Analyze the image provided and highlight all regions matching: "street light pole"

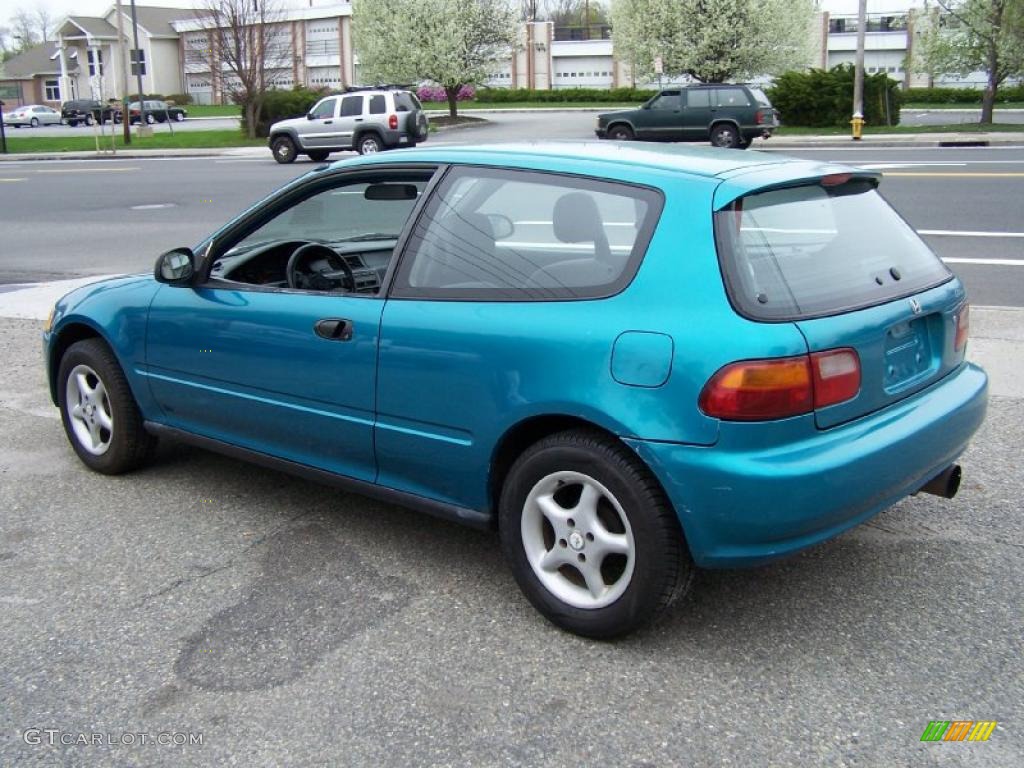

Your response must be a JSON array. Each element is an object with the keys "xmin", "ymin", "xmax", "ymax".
[
  {"xmin": 852, "ymin": 0, "xmax": 867, "ymax": 140},
  {"xmin": 129, "ymin": 0, "xmax": 148, "ymax": 130},
  {"xmin": 115, "ymin": 0, "xmax": 131, "ymax": 144}
]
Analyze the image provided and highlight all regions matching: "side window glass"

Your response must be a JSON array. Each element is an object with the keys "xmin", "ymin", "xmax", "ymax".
[
  {"xmin": 649, "ymin": 93, "xmax": 680, "ymax": 110},
  {"xmin": 310, "ymin": 98, "xmax": 336, "ymax": 119},
  {"xmin": 208, "ymin": 176, "xmax": 431, "ymax": 294},
  {"xmin": 393, "ymin": 167, "xmax": 663, "ymax": 300},
  {"xmin": 685, "ymin": 89, "xmax": 711, "ymax": 108},
  {"xmin": 714, "ymin": 88, "xmax": 751, "ymax": 107},
  {"xmin": 368, "ymin": 95, "xmax": 386, "ymax": 114},
  {"xmin": 340, "ymin": 96, "xmax": 363, "ymax": 117}
]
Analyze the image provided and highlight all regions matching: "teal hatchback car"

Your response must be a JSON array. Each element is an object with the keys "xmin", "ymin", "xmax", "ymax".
[{"xmin": 44, "ymin": 143, "xmax": 987, "ymax": 637}]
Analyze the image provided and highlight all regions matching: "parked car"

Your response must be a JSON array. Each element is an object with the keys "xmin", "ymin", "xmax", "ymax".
[
  {"xmin": 43, "ymin": 143, "xmax": 987, "ymax": 638},
  {"xmin": 596, "ymin": 84, "xmax": 780, "ymax": 148},
  {"xmin": 127, "ymin": 100, "xmax": 187, "ymax": 124},
  {"xmin": 4, "ymin": 104, "xmax": 62, "ymax": 127},
  {"xmin": 268, "ymin": 86, "xmax": 429, "ymax": 163},
  {"xmin": 61, "ymin": 99, "xmax": 121, "ymax": 126}
]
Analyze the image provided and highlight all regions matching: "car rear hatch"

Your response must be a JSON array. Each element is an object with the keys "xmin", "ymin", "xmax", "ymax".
[{"xmin": 712, "ymin": 171, "xmax": 967, "ymax": 429}]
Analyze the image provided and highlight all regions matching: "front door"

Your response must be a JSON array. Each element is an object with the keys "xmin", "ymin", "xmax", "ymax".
[
  {"xmin": 144, "ymin": 169, "xmax": 436, "ymax": 481},
  {"xmin": 298, "ymin": 96, "xmax": 340, "ymax": 150},
  {"xmin": 635, "ymin": 91, "xmax": 682, "ymax": 140}
]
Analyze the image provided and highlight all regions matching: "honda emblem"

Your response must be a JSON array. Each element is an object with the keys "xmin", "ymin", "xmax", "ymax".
[{"xmin": 909, "ymin": 298, "xmax": 922, "ymax": 315}]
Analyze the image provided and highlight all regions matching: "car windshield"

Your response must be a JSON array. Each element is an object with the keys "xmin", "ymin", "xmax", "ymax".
[{"xmin": 714, "ymin": 179, "xmax": 951, "ymax": 320}]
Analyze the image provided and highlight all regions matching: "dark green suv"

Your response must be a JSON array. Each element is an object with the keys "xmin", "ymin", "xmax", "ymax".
[{"xmin": 595, "ymin": 84, "xmax": 779, "ymax": 149}]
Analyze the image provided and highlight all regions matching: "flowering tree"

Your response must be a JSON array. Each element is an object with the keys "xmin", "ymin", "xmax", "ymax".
[
  {"xmin": 353, "ymin": 0, "xmax": 518, "ymax": 118},
  {"xmin": 611, "ymin": 0, "xmax": 816, "ymax": 83},
  {"xmin": 915, "ymin": 0, "xmax": 1024, "ymax": 124}
]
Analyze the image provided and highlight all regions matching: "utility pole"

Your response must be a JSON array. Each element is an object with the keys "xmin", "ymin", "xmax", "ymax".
[
  {"xmin": 851, "ymin": 0, "xmax": 866, "ymax": 140},
  {"xmin": 115, "ymin": 0, "xmax": 131, "ymax": 144},
  {"xmin": 129, "ymin": 0, "xmax": 149, "ymax": 131}
]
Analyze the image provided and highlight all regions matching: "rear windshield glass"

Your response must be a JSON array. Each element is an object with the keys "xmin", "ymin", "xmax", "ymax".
[
  {"xmin": 714, "ymin": 180, "xmax": 951, "ymax": 320},
  {"xmin": 394, "ymin": 92, "xmax": 421, "ymax": 112}
]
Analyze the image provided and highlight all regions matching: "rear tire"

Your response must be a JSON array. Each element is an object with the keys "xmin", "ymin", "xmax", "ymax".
[
  {"xmin": 307, "ymin": 150, "xmax": 330, "ymax": 162},
  {"xmin": 499, "ymin": 430, "xmax": 693, "ymax": 638},
  {"xmin": 174, "ymin": 112, "xmax": 185, "ymax": 122},
  {"xmin": 57, "ymin": 339, "xmax": 156, "ymax": 475},
  {"xmin": 30, "ymin": 117, "xmax": 39, "ymax": 128},
  {"xmin": 608, "ymin": 124, "xmax": 634, "ymax": 141},
  {"xmin": 145, "ymin": 113, "xmax": 155, "ymax": 125},
  {"xmin": 710, "ymin": 123, "xmax": 740, "ymax": 149},
  {"xmin": 357, "ymin": 133, "xmax": 383, "ymax": 155},
  {"xmin": 85, "ymin": 114, "xmax": 95, "ymax": 127},
  {"xmin": 272, "ymin": 136, "xmax": 298, "ymax": 164}
]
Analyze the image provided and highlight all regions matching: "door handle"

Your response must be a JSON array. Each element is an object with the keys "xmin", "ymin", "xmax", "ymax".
[
  {"xmin": 314, "ymin": 318, "xmax": 353, "ymax": 341},
  {"xmin": 323, "ymin": 120, "xmax": 333, "ymax": 124},
  {"xmin": 354, "ymin": 118, "xmax": 363, "ymax": 122}
]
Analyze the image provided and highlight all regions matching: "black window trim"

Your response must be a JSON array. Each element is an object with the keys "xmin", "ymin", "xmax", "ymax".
[
  {"xmin": 196, "ymin": 163, "xmax": 446, "ymax": 298},
  {"xmin": 713, "ymin": 180, "xmax": 954, "ymax": 323},
  {"xmin": 387, "ymin": 164, "xmax": 666, "ymax": 303}
]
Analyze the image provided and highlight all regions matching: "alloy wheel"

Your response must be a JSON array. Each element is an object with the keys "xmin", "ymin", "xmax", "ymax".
[{"xmin": 65, "ymin": 364, "xmax": 113, "ymax": 456}]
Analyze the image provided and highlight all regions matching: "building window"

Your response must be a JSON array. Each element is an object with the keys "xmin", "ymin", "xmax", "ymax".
[
  {"xmin": 87, "ymin": 49, "xmax": 104, "ymax": 77},
  {"xmin": 45, "ymin": 79, "xmax": 60, "ymax": 100},
  {"xmin": 131, "ymin": 49, "xmax": 146, "ymax": 76}
]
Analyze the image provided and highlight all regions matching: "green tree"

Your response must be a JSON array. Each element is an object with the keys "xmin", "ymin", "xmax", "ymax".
[
  {"xmin": 611, "ymin": 0, "xmax": 816, "ymax": 83},
  {"xmin": 353, "ymin": 0, "xmax": 519, "ymax": 118},
  {"xmin": 915, "ymin": 0, "xmax": 1024, "ymax": 124}
]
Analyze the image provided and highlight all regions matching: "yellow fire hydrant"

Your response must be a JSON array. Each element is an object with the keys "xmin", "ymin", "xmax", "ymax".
[{"xmin": 851, "ymin": 112, "xmax": 865, "ymax": 140}]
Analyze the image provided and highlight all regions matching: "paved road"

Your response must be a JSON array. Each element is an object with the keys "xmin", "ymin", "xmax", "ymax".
[
  {"xmin": 2, "ymin": 114, "xmax": 1020, "ymax": 307},
  {"xmin": 901, "ymin": 107, "xmax": 1024, "ymax": 126}
]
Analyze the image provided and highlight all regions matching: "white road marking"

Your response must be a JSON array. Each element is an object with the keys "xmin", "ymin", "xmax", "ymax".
[
  {"xmin": 921, "ymin": 230, "xmax": 1024, "ymax": 238},
  {"xmin": 130, "ymin": 203, "xmax": 176, "ymax": 210},
  {"xmin": 943, "ymin": 257, "xmax": 1024, "ymax": 266}
]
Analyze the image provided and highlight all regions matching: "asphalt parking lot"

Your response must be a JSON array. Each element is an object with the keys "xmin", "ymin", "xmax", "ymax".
[{"xmin": 0, "ymin": 305, "xmax": 1022, "ymax": 765}]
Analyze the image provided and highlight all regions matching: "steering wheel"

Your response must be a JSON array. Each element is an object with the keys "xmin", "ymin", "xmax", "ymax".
[{"xmin": 285, "ymin": 242, "xmax": 355, "ymax": 291}]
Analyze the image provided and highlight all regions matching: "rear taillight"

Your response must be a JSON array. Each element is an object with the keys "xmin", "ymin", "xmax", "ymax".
[
  {"xmin": 954, "ymin": 303, "xmax": 970, "ymax": 352},
  {"xmin": 700, "ymin": 348, "xmax": 861, "ymax": 421},
  {"xmin": 388, "ymin": 114, "xmax": 398, "ymax": 130},
  {"xmin": 699, "ymin": 356, "xmax": 813, "ymax": 421},
  {"xmin": 755, "ymin": 109, "xmax": 766, "ymax": 125}
]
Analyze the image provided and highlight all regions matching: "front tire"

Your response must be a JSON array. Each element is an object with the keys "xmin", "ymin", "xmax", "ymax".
[
  {"xmin": 174, "ymin": 112, "xmax": 185, "ymax": 122},
  {"xmin": 145, "ymin": 113, "xmax": 155, "ymax": 125},
  {"xmin": 57, "ymin": 339, "xmax": 156, "ymax": 474},
  {"xmin": 272, "ymin": 136, "xmax": 298, "ymax": 164},
  {"xmin": 357, "ymin": 133, "xmax": 383, "ymax": 155},
  {"xmin": 608, "ymin": 124, "xmax": 634, "ymax": 141},
  {"xmin": 499, "ymin": 430, "xmax": 693, "ymax": 638},
  {"xmin": 85, "ymin": 114, "xmax": 95, "ymax": 127},
  {"xmin": 30, "ymin": 117, "xmax": 39, "ymax": 128}
]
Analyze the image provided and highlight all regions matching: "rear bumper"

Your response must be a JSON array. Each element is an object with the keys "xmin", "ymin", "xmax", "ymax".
[{"xmin": 626, "ymin": 362, "xmax": 988, "ymax": 568}]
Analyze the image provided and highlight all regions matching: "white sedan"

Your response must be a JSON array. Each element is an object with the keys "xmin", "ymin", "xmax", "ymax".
[{"xmin": 3, "ymin": 104, "xmax": 62, "ymax": 127}]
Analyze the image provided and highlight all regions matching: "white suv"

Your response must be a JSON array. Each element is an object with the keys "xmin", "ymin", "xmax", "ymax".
[{"xmin": 268, "ymin": 87, "xmax": 429, "ymax": 164}]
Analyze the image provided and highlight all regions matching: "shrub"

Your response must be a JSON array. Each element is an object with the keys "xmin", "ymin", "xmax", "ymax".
[
  {"xmin": 766, "ymin": 66, "xmax": 902, "ymax": 127},
  {"xmin": 903, "ymin": 85, "xmax": 1024, "ymax": 104},
  {"xmin": 417, "ymin": 84, "xmax": 476, "ymax": 102},
  {"xmin": 163, "ymin": 93, "xmax": 193, "ymax": 106},
  {"xmin": 244, "ymin": 86, "xmax": 326, "ymax": 138}
]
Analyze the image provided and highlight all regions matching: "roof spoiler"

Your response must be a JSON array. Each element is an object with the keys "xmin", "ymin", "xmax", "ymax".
[{"xmin": 712, "ymin": 164, "xmax": 882, "ymax": 211}]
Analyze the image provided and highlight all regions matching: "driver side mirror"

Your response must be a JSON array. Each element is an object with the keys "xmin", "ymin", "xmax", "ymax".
[
  {"xmin": 486, "ymin": 213, "xmax": 515, "ymax": 240},
  {"xmin": 307, "ymin": 112, "xmax": 315, "ymax": 120},
  {"xmin": 154, "ymin": 247, "xmax": 196, "ymax": 286}
]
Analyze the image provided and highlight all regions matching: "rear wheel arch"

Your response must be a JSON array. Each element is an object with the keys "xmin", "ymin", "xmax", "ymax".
[{"xmin": 490, "ymin": 415, "xmax": 645, "ymax": 521}]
